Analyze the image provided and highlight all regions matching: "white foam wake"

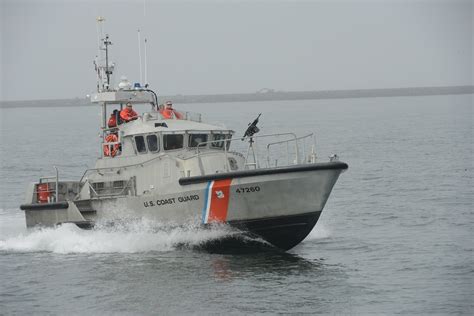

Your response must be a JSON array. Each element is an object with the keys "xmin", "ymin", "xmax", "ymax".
[{"xmin": 0, "ymin": 219, "xmax": 239, "ymax": 254}]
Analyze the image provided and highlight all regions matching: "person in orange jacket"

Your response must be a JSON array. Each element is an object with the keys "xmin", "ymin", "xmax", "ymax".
[
  {"xmin": 160, "ymin": 100, "xmax": 183, "ymax": 119},
  {"xmin": 120, "ymin": 102, "xmax": 138, "ymax": 122},
  {"xmin": 108, "ymin": 109, "xmax": 119, "ymax": 128}
]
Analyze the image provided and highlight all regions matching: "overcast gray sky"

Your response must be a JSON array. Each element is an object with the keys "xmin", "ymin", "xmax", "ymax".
[{"xmin": 1, "ymin": 0, "xmax": 472, "ymax": 101}]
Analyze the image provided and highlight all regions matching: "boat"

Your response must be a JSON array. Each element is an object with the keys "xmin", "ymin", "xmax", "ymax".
[{"xmin": 19, "ymin": 30, "xmax": 348, "ymax": 251}]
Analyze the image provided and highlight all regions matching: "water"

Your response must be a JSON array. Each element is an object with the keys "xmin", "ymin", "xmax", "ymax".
[{"xmin": 0, "ymin": 95, "xmax": 472, "ymax": 314}]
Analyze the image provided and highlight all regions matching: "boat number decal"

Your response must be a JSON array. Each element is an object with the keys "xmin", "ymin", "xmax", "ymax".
[
  {"xmin": 143, "ymin": 195, "xmax": 199, "ymax": 208},
  {"xmin": 235, "ymin": 186, "xmax": 261, "ymax": 194},
  {"xmin": 202, "ymin": 179, "xmax": 232, "ymax": 224}
]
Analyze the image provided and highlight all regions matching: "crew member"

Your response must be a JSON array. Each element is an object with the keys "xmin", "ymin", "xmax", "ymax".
[
  {"xmin": 120, "ymin": 102, "xmax": 138, "ymax": 122},
  {"xmin": 108, "ymin": 109, "xmax": 119, "ymax": 128},
  {"xmin": 159, "ymin": 100, "xmax": 183, "ymax": 119}
]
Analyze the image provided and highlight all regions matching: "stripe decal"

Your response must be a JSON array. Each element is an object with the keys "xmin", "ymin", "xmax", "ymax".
[
  {"xmin": 201, "ymin": 179, "xmax": 232, "ymax": 224},
  {"xmin": 201, "ymin": 181, "xmax": 213, "ymax": 223}
]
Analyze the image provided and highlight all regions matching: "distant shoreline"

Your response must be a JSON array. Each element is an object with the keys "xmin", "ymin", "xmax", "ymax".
[{"xmin": 1, "ymin": 85, "xmax": 472, "ymax": 109}]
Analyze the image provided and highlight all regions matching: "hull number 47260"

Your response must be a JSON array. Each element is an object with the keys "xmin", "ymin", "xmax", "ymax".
[{"xmin": 235, "ymin": 186, "xmax": 261, "ymax": 194}]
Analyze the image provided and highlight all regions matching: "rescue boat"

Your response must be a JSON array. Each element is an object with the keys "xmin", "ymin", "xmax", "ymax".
[{"xmin": 19, "ymin": 33, "xmax": 348, "ymax": 251}]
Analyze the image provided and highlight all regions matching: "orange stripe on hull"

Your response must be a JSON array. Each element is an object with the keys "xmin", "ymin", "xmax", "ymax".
[{"xmin": 208, "ymin": 179, "xmax": 232, "ymax": 222}]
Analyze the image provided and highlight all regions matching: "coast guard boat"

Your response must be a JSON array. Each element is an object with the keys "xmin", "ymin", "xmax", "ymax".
[{"xmin": 20, "ymin": 33, "xmax": 348, "ymax": 250}]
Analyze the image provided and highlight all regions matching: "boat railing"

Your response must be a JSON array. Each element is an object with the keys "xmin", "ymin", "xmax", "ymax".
[
  {"xmin": 266, "ymin": 133, "xmax": 315, "ymax": 167},
  {"xmin": 179, "ymin": 111, "xmax": 201, "ymax": 122},
  {"xmin": 78, "ymin": 155, "xmax": 165, "ymax": 184},
  {"xmin": 140, "ymin": 111, "xmax": 202, "ymax": 122},
  {"xmin": 195, "ymin": 132, "xmax": 316, "ymax": 172},
  {"xmin": 78, "ymin": 132, "xmax": 316, "ymax": 183},
  {"xmin": 34, "ymin": 166, "xmax": 59, "ymax": 203},
  {"xmin": 87, "ymin": 177, "xmax": 136, "ymax": 198}
]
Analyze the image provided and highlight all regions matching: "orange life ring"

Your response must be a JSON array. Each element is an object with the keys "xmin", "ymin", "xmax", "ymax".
[{"xmin": 103, "ymin": 134, "xmax": 120, "ymax": 157}]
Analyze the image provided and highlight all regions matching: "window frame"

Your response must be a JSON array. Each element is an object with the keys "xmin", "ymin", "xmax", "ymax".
[
  {"xmin": 162, "ymin": 133, "xmax": 185, "ymax": 151},
  {"xmin": 134, "ymin": 135, "xmax": 148, "ymax": 154},
  {"xmin": 210, "ymin": 133, "xmax": 227, "ymax": 149},
  {"xmin": 211, "ymin": 132, "xmax": 232, "ymax": 150},
  {"xmin": 146, "ymin": 134, "xmax": 160, "ymax": 153},
  {"xmin": 188, "ymin": 133, "xmax": 209, "ymax": 149}
]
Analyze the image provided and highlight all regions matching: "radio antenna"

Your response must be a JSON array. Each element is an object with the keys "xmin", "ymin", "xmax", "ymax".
[
  {"xmin": 103, "ymin": 34, "xmax": 112, "ymax": 88},
  {"xmin": 137, "ymin": 29, "xmax": 143, "ymax": 85},
  {"xmin": 144, "ymin": 38, "xmax": 148, "ymax": 86},
  {"xmin": 96, "ymin": 16, "xmax": 105, "ymax": 61}
]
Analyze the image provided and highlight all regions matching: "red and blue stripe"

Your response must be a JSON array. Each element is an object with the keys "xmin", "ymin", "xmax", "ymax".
[{"xmin": 201, "ymin": 179, "xmax": 232, "ymax": 224}]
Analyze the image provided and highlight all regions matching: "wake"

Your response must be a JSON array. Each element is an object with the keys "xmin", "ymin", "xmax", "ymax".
[{"xmin": 0, "ymin": 219, "xmax": 255, "ymax": 254}]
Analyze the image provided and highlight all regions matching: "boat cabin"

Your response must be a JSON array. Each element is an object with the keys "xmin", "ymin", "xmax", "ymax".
[{"xmin": 90, "ymin": 90, "xmax": 241, "ymax": 180}]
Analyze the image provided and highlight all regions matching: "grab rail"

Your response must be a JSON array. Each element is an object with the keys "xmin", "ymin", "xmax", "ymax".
[
  {"xmin": 195, "ymin": 133, "xmax": 314, "ymax": 172},
  {"xmin": 266, "ymin": 133, "xmax": 313, "ymax": 167},
  {"xmin": 79, "ymin": 132, "xmax": 317, "ymax": 181},
  {"xmin": 37, "ymin": 166, "xmax": 59, "ymax": 202},
  {"xmin": 78, "ymin": 155, "xmax": 166, "ymax": 183},
  {"xmin": 87, "ymin": 177, "xmax": 135, "ymax": 198}
]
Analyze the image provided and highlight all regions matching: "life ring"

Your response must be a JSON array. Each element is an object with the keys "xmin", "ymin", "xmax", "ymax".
[{"xmin": 103, "ymin": 134, "xmax": 120, "ymax": 157}]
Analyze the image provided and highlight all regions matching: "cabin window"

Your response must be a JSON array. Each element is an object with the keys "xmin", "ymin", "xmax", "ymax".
[
  {"xmin": 211, "ymin": 134, "xmax": 231, "ymax": 150},
  {"xmin": 113, "ymin": 180, "xmax": 125, "ymax": 189},
  {"xmin": 92, "ymin": 182, "xmax": 104, "ymax": 191},
  {"xmin": 188, "ymin": 134, "xmax": 208, "ymax": 148},
  {"xmin": 146, "ymin": 134, "xmax": 159, "ymax": 152},
  {"xmin": 135, "ymin": 136, "xmax": 147, "ymax": 154},
  {"xmin": 163, "ymin": 134, "xmax": 184, "ymax": 150},
  {"xmin": 211, "ymin": 134, "xmax": 226, "ymax": 149}
]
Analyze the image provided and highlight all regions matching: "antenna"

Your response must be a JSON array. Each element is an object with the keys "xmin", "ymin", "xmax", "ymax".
[
  {"xmin": 96, "ymin": 16, "xmax": 105, "ymax": 60},
  {"xmin": 144, "ymin": 38, "xmax": 148, "ymax": 86},
  {"xmin": 95, "ymin": 16, "xmax": 106, "ymax": 92},
  {"xmin": 104, "ymin": 34, "xmax": 112, "ymax": 87},
  {"xmin": 137, "ymin": 29, "xmax": 143, "ymax": 85}
]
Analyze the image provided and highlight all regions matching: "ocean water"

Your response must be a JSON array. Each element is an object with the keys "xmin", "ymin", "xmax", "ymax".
[{"xmin": 0, "ymin": 95, "xmax": 472, "ymax": 314}]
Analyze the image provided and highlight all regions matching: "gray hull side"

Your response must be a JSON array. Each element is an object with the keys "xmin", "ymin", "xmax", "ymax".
[
  {"xmin": 22, "ymin": 163, "xmax": 346, "ymax": 248},
  {"xmin": 88, "ymin": 167, "xmax": 342, "ymax": 224}
]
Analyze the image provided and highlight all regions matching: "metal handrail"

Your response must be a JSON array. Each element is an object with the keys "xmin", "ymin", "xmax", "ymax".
[
  {"xmin": 37, "ymin": 166, "xmax": 59, "ymax": 202},
  {"xmin": 195, "ymin": 133, "xmax": 301, "ymax": 172},
  {"xmin": 266, "ymin": 133, "xmax": 313, "ymax": 167},
  {"xmin": 88, "ymin": 177, "xmax": 134, "ymax": 198},
  {"xmin": 78, "ymin": 154, "xmax": 166, "ymax": 183},
  {"xmin": 79, "ymin": 132, "xmax": 316, "ymax": 182}
]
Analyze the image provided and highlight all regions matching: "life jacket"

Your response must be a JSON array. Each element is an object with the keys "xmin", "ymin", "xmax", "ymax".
[
  {"xmin": 120, "ymin": 108, "xmax": 138, "ymax": 122},
  {"xmin": 160, "ymin": 109, "xmax": 183, "ymax": 119},
  {"xmin": 108, "ymin": 115, "xmax": 117, "ymax": 128},
  {"xmin": 103, "ymin": 134, "xmax": 120, "ymax": 157}
]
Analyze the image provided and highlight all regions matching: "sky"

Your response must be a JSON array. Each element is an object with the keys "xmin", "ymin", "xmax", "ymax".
[{"xmin": 0, "ymin": 0, "xmax": 472, "ymax": 101}]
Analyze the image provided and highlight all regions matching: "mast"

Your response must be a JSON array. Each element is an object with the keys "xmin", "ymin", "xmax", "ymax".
[
  {"xmin": 95, "ymin": 17, "xmax": 114, "ymax": 92},
  {"xmin": 144, "ymin": 37, "xmax": 148, "ymax": 86},
  {"xmin": 104, "ymin": 34, "xmax": 112, "ymax": 88}
]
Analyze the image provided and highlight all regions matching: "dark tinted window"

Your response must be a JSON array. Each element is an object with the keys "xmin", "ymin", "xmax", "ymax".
[
  {"xmin": 211, "ymin": 134, "xmax": 226, "ymax": 149},
  {"xmin": 135, "ymin": 136, "xmax": 147, "ymax": 153},
  {"xmin": 189, "ymin": 134, "xmax": 208, "ymax": 148},
  {"xmin": 113, "ymin": 180, "xmax": 125, "ymax": 189},
  {"xmin": 212, "ymin": 134, "xmax": 231, "ymax": 149},
  {"xmin": 163, "ymin": 134, "xmax": 184, "ymax": 150},
  {"xmin": 146, "ymin": 134, "xmax": 159, "ymax": 152}
]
